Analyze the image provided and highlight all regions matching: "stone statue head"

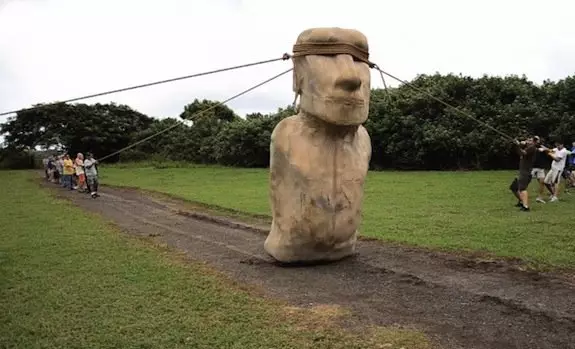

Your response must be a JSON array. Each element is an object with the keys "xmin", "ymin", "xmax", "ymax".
[{"xmin": 292, "ymin": 27, "xmax": 371, "ymax": 126}]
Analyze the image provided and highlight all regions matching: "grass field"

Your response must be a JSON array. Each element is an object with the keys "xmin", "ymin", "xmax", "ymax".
[
  {"xmin": 0, "ymin": 171, "xmax": 431, "ymax": 349},
  {"xmin": 102, "ymin": 163, "xmax": 575, "ymax": 269}
]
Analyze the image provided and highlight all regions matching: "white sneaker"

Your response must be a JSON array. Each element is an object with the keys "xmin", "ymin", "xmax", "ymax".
[
  {"xmin": 550, "ymin": 196, "xmax": 559, "ymax": 202},
  {"xmin": 536, "ymin": 197, "xmax": 546, "ymax": 203}
]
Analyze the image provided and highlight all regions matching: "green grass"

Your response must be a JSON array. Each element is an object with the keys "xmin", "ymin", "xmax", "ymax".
[
  {"xmin": 101, "ymin": 163, "xmax": 575, "ymax": 269},
  {"xmin": 0, "ymin": 171, "xmax": 432, "ymax": 349}
]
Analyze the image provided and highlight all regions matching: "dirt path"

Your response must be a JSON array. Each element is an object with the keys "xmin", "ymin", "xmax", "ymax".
[{"xmin": 45, "ymin": 181, "xmax": 575, "ymax": 349}]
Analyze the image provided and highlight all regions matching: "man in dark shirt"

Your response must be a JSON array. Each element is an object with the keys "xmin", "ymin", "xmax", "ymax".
[
  {"xmin": 563, "ymin": 141, "xmax": 575, "ymax": 192},
  {"xmin": 509, "ymin": 136, "xmax": 540, "ymax": 211}
]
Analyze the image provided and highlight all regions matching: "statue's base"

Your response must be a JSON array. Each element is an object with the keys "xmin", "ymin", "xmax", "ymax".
[
  {"xmin": 264, "ymin": 233, "xmax": 357, "ymax": 266},
  {"xmin": 267, "ymin": 251, "xmax": 359, "ymax": 268}
]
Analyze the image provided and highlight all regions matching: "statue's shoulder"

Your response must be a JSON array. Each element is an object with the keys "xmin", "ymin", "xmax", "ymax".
[
  {"xmin": 357, "ymin": 124, "xmax": 371, "ymax": 142},
  {"xmin": 357, "ymin": 124, "xmax": 372, "ymax": 156},
  {"xmin": 271, "ymin": 114, "xmax": 302, "ymax": 143},
  {"xmin": 272, "ymin": 114, "xmax": 300, "ymax": 131}
]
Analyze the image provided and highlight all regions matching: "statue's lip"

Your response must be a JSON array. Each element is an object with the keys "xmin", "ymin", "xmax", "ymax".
[{"xmin": 325, "ymin": 97, "xmax": 365, "ymax": 105}]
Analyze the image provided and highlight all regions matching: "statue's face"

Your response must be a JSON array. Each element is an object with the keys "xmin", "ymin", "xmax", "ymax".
[{"xmin": 293, "ymin": 30, "xmax": 371, "ymax": 126}]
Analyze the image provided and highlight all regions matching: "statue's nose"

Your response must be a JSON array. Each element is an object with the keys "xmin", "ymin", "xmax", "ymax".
[
  {"xmin": 335, "ymin": 76, "xmax": 362, "ymax": 92},
  {"xmin": 333, "ymin": 55, "xmax": 362, "ymax": 92}
]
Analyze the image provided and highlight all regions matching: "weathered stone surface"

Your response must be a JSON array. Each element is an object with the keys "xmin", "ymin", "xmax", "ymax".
[{"xmin": 265, "ymin": 27, "xmax": 372, "ymax": 263}]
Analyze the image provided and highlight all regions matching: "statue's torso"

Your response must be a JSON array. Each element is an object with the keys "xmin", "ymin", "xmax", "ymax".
[{"xmin": 268, "ymin": 115, "xmax": 371, "ymax": 254}]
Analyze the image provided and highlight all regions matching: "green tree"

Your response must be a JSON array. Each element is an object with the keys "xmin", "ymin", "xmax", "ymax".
[
  {"xmin": 0, "ymin": 102, "xmax": 153, "ymax": 162},
  {"xmin": 177, "ymin": 99, "xmax": 240, "ymax": 163},
  {"xmin": 121, "ymin": 118, "xmax": 188, "ymax": 162},
  {"xmin": 212, "ymin": 106, "xmax": 294, "ymax": 167}
]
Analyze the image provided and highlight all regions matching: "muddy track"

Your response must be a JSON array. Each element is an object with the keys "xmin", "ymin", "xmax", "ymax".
[{"xmin": 44, "ymin": 181, "xmax": 575, "ymax": 349}]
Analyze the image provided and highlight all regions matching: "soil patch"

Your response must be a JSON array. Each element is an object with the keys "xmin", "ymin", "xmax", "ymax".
[{"xmin": 44, "ymin": 181, "xmax": 575, "ymax": 349}]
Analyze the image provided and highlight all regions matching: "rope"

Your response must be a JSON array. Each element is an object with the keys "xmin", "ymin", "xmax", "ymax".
[
  {"xmin": 370, "ymin": 64, "xmax": 516, "ymax": 143},
  {"xmin": 96, "ymin": 67, "xmax": 293, "ymax": 162},
  {"xmin": 0, "ymin": 54, "xmax": 292, "ymax": 117},
  {"xmin": 371, "ymin": 63, "xmax": 390, "ymax": 102},
  {"xmin": 292, "ymin": 42, "xmax": 370, "ymax": 65},
  {"xmin": 289, "ymin": 42, "xmax": 394, "ymax": 103}
]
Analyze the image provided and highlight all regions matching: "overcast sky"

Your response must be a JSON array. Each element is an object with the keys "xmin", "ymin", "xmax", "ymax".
[{"xmin": 1, "ymin": 0, "xmax": 574, "ymax": 123}]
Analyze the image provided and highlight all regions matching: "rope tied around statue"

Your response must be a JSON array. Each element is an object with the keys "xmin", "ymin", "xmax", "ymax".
[
  {"xmin": 292, "ymin": 42, "xmax": 371, "ymax": 65},
  {"xmin": 291, "ymin": 41, "xmax": 386, "ymax": 90}
]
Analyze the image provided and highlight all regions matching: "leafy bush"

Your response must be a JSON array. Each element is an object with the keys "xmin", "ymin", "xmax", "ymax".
[{"xmin": 3, "ymin": 75, "xmax": 575, "ymax": 170}]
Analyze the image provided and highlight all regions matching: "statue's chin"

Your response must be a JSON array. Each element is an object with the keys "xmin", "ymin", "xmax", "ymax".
[
  {"xmin": 304, "ymin": 106, "xmax": 367, "ymax": 126},
  {"xmin": 300, "ymin": 96, "xmax": 368, "ymax": 126},
  {"xmin": 324, "ymin": 96, "xmax": 365, "ymax": 106}
]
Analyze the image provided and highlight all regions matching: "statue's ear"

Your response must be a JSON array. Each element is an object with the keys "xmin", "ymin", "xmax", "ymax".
[
  {"xmin": 292, "ymin": 60, "xmax": 304, "ymax": 95},
  {"xmin": 292, "ymin": 91, "xmax": 300, "ymax": 112},
  {"xmin": 292, "ymin": 69, "xmax": 300, "ymax": 94},
  {"xmin": 292, "ymin": 71, "xmax": 302, "ymax": 113}
]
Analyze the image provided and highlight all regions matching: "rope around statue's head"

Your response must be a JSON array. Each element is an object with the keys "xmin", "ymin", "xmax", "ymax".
[
  {"xmin": 291, "ymin": 42, "xmax": 372, "ymax": 66},
  {"xmin": 288, "ymin": 41, "xmax": 384, "ymax": 110}
]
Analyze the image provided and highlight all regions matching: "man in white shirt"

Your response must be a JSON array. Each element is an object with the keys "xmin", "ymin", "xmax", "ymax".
[
  {"xmin": 531, "ymin": 139, "xmax": 551, "ymax": 203},
  {"xmin": 542, "ymin": 140, "xmax": 571, "ymax": 202},
  {"xmin": 83, "ymin": 152, "xmax": 100, "ymax": 198}
]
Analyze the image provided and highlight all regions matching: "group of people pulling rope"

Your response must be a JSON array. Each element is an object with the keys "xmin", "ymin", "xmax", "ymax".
[
  {"xmin": 43, "ymin": 152, "xmax": 100, "ymax": 198},
  {"xmin": 511, "ymin": 137, "xmax": 574, "ymax": 211}
]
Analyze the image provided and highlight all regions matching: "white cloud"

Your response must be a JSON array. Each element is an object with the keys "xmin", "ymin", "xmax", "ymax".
[{"xmin": 1, "ymin": 0, "xmax": 574, "ymax": 124}]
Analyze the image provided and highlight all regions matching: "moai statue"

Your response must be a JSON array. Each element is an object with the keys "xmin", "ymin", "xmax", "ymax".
[{"xmin": 265, "ymin": 27, "xmax": 372, "ymax": 263}]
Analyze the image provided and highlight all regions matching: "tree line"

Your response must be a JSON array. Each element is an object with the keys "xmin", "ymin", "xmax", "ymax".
[{"xmin": 2, "ymin": 72, "xmax": 575, "ymax": 170}]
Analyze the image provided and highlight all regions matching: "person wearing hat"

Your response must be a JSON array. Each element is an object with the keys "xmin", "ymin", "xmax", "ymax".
[{"xmin": 509, "ymin": 136, "xmax": 540, "ymax": 211}]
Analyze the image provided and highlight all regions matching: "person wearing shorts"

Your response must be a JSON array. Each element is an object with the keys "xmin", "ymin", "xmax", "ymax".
[
  {"xmin": 542, "ymin": 140, "xmax": 571, "ymax": 202},
  {"xmin": 84, "ymin": 153, "xmax": 100, "ymax": 198},
  {"xmin": 510, "ymin": 136, "xmax": 539, "ymax": 212}
]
